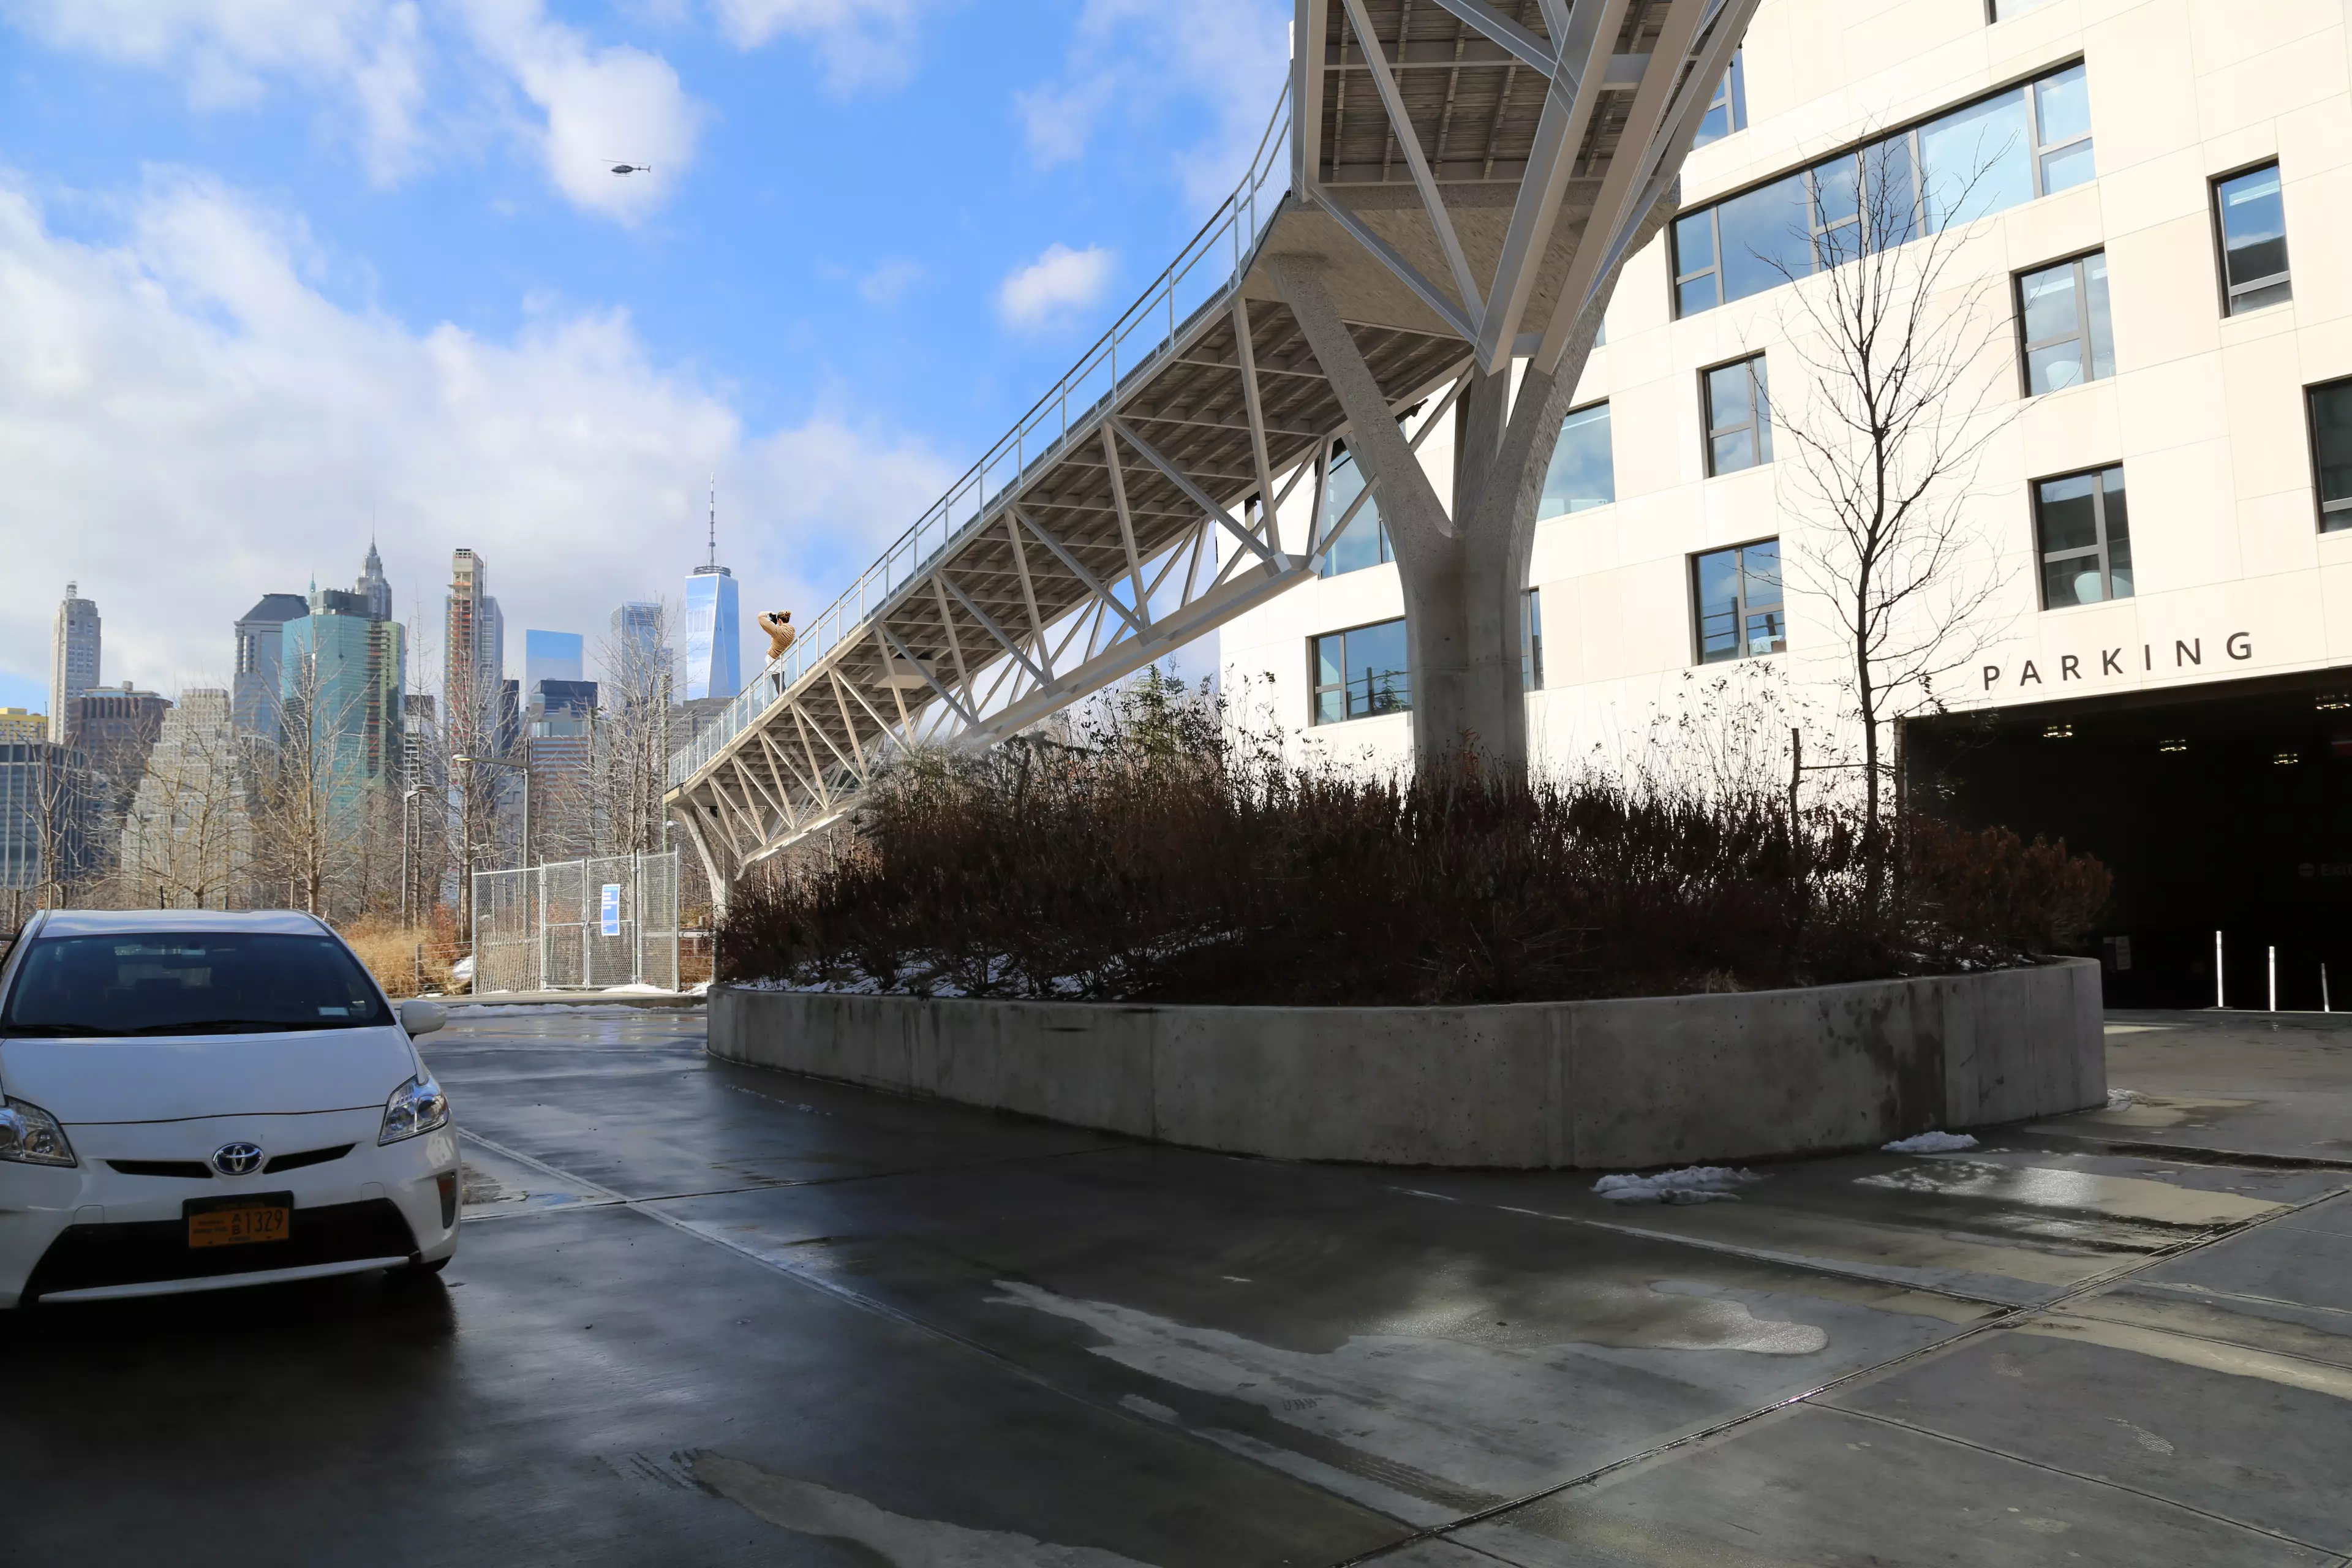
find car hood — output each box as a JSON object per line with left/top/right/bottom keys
{"left": 0, "top": 1027, "right": 420, "bottom": 1124}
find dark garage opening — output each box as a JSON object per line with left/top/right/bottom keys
{"left": 1907, "top": 668, "right": 2352, "bottom": 1010}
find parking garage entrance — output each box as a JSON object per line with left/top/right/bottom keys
{"left": 1907, "top": 666, "right": 2352, "bottom": 1011}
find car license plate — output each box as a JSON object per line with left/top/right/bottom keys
{"left": 187, "top": 1200, "right": 292, "bottom": 1249}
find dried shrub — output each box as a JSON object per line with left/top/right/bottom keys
{"left": 717, "top": 677, "right": 2109, "bottom": 1005}
{"left": 341, "top": 914, "right": 466, "bottom": 998}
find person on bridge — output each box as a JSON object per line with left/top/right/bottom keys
{"left": 759, "top": 609, "right": 796, "bottom": 662}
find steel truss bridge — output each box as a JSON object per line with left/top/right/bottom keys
{"left": 668, "top": 0, "right": 1757, "bottom": 895}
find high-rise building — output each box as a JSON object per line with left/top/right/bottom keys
{"left": 0, "top": 709, "right": 43, "bottom": 745}
{"left": 67, "top": 682, "right": 173, "bottom": 865}
{"left": 355, "top": 539, "right": 393, "bottom": 624}
{"left": 444, "top": 550, "right": 505, "bottom": 750}
{"left": 48, "top": 584, "right": 99, "bottom": 743}
{"left": 682, "top": 484, "right": 740, "bottom": 701}
{"left": 526, "top": 679, "right": 600, "bottom": 861}
{"left": 608, "top": 601, "right": 671, "bottom": 709}
{"left": 282, "top": 559, "right": 405, "bottom": 821}
{"left": 233, "top": 592, "right": 309, "bottom": 739}
{"left": 0, "top": 735, "right": 91, "bottom": 900}
{"left": 524, "top": 630, "right": 584, "bottom": 692}
{"left": 119, "top": 689, "right": 248, "bottom": 908}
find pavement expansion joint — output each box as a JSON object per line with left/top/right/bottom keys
{"left": 1331, "top": 1174, "right": 2352, "bottom": 1567}
{"left": 1818, "top": 1401, "right": 2346, "bottom": 1556}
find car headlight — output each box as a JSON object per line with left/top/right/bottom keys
{"left": 379, "top": 1073, "right": 450, "bottom": 1145}
{"left": 0, "top": 1097, "right": 77, "bottom": 1167}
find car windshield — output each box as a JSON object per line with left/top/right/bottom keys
{"left": 0, "top": 933, "right": 393, "bottom": 1038}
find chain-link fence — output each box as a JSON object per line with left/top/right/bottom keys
{"left": 471, "top": 851, "right": 680, "bottom": 994}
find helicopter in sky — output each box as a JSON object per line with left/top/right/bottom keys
{"left": 606, "top": 161, "right": 652, "bottom": 176}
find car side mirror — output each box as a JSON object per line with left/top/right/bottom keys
{"left": 401, "top": 999, "right": 448, "bottom": 1038}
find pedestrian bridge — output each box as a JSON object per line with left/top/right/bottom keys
{"left": 667, "top": 0, "right": 1756, "bottom": 895}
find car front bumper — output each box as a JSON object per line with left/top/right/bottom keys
{"left": 0, "top": 1109, "right": 460, "bottom": 1306}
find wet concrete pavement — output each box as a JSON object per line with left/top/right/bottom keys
{"left": 10, "top": 1005, "right": 2351, "bottom": 1565}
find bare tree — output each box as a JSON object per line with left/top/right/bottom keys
{"left": 1767, "top": 137, "right": 2018, "bottom": 874}
{"left": 592, "top": 601, "right": 676, "bottom": 859}
{"left": 247, "top": 639, "right": 371, "bottom": 916}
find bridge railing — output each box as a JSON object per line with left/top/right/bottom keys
{"left": 669, "top": 90, "right": 1293, "bottom": 790}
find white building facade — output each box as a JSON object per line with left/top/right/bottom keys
{"left": 1224, "top": 0, "right": 2352, "bottom": 1008}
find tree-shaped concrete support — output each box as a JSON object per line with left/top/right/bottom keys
{"left": 1267, "top": 197, "right": 1673, "bottom": 775}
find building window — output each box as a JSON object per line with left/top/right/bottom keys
{"left": 1318, "top": 445, "right": 1392, "bottom": 578}
{"left": 2213, "top": 162, "right": 2290, "bottom": 315}
{"left": 1523, "top": 589, "right": 1544, "bottom": 690}
{"left": 2035, "top": 465, "right": 2132, "bottom": 607}
{"left": 1539, "top": 402, "right": 1613, "bottom": 516}
{"left": 1693, "top": 51, "right": 1746, "bottom": 148}
{"left": 1704, "top": 355, "right": 1772, "bottom": 476}
{"left": 1673, "top": 62, "right": 2093, "bottom": 317}
{"left": 1989, "top": 0, "right": 2055, "bottom": 18}
{"left": 2017, "top": 251, "right": 2114, "bottom": 394}
{"left": 1694, "top": 541, "right": 1785, "bottom": 663}
{"left": 2307, "top": 378, "right": 2352, "bottom": 533}
{"left": 1311, "top": 617, "right": 1410, "bottom": 723}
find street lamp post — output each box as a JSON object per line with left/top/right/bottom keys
{"left": 399, "top": 785, "right": 422, "bottom": 928}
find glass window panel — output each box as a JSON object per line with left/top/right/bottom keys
{"left": 1314, "top": 685, "right": 1345, "bottom": 725}
{"left": 1812, "top": 155, "right": 1861, "bottom": 228}
{"left": 1920, "top": 89, "right": 2033, "bottom": 231}
{"left": 1695, "top": 548, "right": 1742, "bottom": 662}
{"left": 2036, "top": 473, "right": 2100, "bottom": 552}
{"left": 1864, "top": 135, "right": 1918, "bottom": 246}
{"left": 2106, "top": 534, "right": 2134, "bottom": 599}
{"left": 2100, "top": 464, "right": 2128, "bottom": 540}
{"left": 1742, "top": 540, "right": 1783, "bottom": 609}
{"left": 1696, "top": 100, "right": 1731, "bottom": 146}
{"left": 1710, "top": 431, "right": 1754, "bottom": 473}
{"left": 2309, "top": 380, "right": 2352, "bottom": 511}
{"left": 2020, "top": 259, "right": 2081, "bottom": 343}
{"left": 1673, "top": 211, "right": 1715, "bottom": 273}
{"left": 1320, "top": 450, "right": 1389, "bottom": 578}
{"left": 1349, "top": 619, "right": 1411, "bottom": 717}
{"left": 2027, "top": 342, "right": 2086, "bottom": 394}
{"left": 1316, "top": 633, "right": 1343, "bottom": 690}
{"left": 1523, "top": 589, "right": 1544, "bottom": 690}
{"left": 1717, "top": 175, "right": 1814, "bottom": 301}
{"left": 1540, "top": 402, "right": 1614, "bottom": 516}
{"left": 1994, "top": 0, "right": 2056, "bottom": 17}
{"left": 1677, "top": 277, "right": 1718, "bottom": 315}
{"left": 2042, "top": 555, "right": 2103, "bottom": 608}
{"left": 1706, "top": 361, "right": 1753, "bottom": 430}
{"left": 2084, "top": 253, "right": 2114, "bottom": 379}
{"left": 1752, "top": 358, "right": 1773, "bottom": 462}
{"left": 2040, "top": 139, "right": 2096, "bottom": 194}
{"left": 2234, "top": 279, "right": 2293, "bottom": 314}
{"left": 2033, "top": 64, "right": 2092, "bottom": 147}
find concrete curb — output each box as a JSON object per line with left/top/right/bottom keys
{"left": 452, "top": 990, "right": 707, "bottom": 1011}
{"left": 706, "top": 960, "right": 2105, "bottom": 1170}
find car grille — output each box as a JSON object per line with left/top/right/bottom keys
{"left": 23, "top": 1198, "right": 418, "bottom": 1300}
{"left": 102, "top": 1144, "right": 355, "bottom": 1180}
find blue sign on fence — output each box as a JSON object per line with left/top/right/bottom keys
{"left": 600, "top": 883, "right": 623, "bottom": 937}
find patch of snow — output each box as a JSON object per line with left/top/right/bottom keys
{"left": 447, "top": 1003, "right": 666, "bottom": 1018}
{"left": 2106, "top": 1088, "right": 2150, "bottom": 1107}
{"left": 601, "top": 982, "right": 670, "bottom": 995}
{"left": 1882, "top": 1131, "right": 1978, "bottom": 1154}
{"left": 1593, "top": 1165, "right": 1763, "bottom": 1204}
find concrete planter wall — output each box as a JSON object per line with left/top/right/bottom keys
{"left": 707, "top": 959, "right": 2104, "bottom": 1169}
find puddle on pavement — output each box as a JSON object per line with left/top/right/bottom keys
{"left": 1363, "top": 1279, "right": 1828, "bottom": 1355}
{"left": 692, "top": 1452, "right": 1156, "bottom": 1565}
{"left": 2016, "top": 1312, "right": 2352, "bottom": 1402}
{"left": 1854, "top": 1159, "right": 2278, "bottom": 1229}
{"left": 2071, "top": 1094, "right": 2256, "bottom": 1131}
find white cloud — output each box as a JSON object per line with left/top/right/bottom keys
{"left": 0, "top": 175, "right": 950, "bottom": 700}
{"left": 2, "top": 0, "right": 431, "bottom": 181}
{"left": 2, "top": 0, "right": 703, "bottom": 221}
{"left": 995, "top": 243, "right": 1114, "bottom": 333}
{"left": 856, "top": 258, "right": 920, "bottom": 304}
{"left": 1017, "top": 0, "right": 1289, "bottom": 205}
{"left": 709, "top": 0, "right": 927, "bottom": 89}
{"left": 458, "top": 0, "right": 703, "bottom": 224}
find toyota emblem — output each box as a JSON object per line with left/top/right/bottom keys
{"left": 212, "top": 1142, "right": 266, "bottom": 1177}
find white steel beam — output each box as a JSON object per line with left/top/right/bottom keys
{"left": 1109, "top": 419, "right": 1277, "bottom": 565}
{"left": 1338, "top": 0, "right": 1483, "bottom": 321}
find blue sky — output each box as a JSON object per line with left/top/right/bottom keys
{"left": 0, "top": 0, "right": 1286, "bottom": 707}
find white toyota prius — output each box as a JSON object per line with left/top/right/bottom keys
{"left": 0, "top": 909, "right": 459, "bottom": 1307}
